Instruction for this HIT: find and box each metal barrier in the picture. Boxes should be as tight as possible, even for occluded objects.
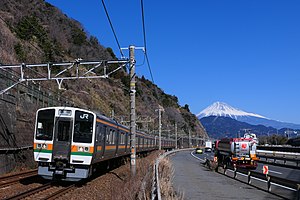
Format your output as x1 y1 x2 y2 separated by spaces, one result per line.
223 165 300 199
258 145 300 153
257 149 300 167
151 148 192 200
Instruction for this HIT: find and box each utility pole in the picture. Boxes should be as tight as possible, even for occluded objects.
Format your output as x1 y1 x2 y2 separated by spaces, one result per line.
156 106 164 150
129 45 136 176
189 129 191 148
181 131 184 148
175 123 177 149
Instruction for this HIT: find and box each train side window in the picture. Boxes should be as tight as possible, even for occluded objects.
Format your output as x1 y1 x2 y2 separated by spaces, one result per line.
97 125 105 142
106 129 110 144
120 132 125 145
109 129 115 144
102 126 107 142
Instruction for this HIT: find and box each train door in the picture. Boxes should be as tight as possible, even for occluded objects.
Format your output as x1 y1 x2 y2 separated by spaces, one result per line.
115 130 119 156
52 118 72 162
101 126 107 157
96 125 107 158
125 133 130 153
95 124 105 160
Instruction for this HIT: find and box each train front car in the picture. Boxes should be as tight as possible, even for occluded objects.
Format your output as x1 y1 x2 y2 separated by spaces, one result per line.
34 107 96 181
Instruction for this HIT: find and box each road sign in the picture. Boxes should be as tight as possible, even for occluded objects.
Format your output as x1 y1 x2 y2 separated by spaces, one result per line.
263 165 268 175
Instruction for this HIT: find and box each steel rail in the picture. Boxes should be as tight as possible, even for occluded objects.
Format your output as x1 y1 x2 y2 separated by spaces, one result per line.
5 182 53 200
0 169 38 187
42 184 76 200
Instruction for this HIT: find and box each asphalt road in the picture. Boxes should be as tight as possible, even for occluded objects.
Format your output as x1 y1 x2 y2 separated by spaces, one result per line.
170 150 295 200
196 150 300 182
255 162 300 183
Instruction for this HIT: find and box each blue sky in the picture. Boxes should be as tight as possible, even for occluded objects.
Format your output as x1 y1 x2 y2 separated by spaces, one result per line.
46 0 300 124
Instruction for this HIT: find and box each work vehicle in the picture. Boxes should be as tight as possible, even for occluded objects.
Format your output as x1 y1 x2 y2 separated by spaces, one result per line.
34 107 175 181
205 141 212 152
215 133 259 169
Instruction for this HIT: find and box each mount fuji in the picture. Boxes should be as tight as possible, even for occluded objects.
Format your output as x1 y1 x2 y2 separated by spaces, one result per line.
197 102 300 130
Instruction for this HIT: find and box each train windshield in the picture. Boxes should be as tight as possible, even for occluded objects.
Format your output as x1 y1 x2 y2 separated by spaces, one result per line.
73 111 94 143
36 109 55 141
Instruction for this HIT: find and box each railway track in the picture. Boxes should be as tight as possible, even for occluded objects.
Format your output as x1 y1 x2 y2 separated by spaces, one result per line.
4 181 76 200
0 169 38 188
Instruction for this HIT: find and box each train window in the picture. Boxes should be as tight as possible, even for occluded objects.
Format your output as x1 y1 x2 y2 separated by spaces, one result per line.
109 129 115 144
73 111 94 143
97 125 106 143
120 132 125 144
106 130 110 144
36 109 55 141
56 120 71 141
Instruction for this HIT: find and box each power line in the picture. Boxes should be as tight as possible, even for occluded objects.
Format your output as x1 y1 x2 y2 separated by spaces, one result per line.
140 0 147 51
101 0 124 58
140 0 155 84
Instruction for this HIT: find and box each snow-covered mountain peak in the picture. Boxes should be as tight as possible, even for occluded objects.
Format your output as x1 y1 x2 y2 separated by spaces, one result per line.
197 102 267 119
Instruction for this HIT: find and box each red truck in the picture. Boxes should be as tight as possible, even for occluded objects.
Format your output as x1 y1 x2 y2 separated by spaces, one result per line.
215 133 259 169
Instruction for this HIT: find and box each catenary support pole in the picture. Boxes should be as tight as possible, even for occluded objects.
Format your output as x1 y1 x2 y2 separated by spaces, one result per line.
175 123 178 149
158 106 163 150
129 45 136 176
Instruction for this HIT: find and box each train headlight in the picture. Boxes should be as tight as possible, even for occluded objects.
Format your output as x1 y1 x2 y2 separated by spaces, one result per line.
37 144 42 148
42 144 47 149
84 147 89 152
78 147 84 152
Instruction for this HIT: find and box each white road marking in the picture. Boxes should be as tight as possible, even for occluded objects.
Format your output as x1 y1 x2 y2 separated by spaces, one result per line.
268 170 282 175
190 151 206 162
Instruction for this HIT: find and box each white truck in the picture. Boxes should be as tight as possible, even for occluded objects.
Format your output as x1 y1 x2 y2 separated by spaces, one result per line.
205 141 212 152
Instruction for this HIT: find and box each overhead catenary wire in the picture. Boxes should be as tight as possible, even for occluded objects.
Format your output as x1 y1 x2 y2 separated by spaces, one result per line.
140 0 147 51
140 0 155 85
101 0 124 58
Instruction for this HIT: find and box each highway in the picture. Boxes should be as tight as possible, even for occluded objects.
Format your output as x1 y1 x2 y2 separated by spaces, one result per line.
170 150 297 200
197 149 300 183
255 162 300 183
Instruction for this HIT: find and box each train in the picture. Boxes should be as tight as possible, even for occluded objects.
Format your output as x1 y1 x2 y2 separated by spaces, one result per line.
215 133 259 169
33 106 175 181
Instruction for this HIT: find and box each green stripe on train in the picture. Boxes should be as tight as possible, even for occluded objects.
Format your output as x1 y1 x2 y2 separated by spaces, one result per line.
34 149 52 153
71 152 93 156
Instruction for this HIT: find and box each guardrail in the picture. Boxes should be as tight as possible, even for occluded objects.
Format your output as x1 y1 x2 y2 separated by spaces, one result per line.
151 148 191 200
222 165 300 199
257 149 300 168
258 145 300 153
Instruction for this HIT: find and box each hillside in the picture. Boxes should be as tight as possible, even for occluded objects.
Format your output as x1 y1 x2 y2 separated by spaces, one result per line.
0 0 207 174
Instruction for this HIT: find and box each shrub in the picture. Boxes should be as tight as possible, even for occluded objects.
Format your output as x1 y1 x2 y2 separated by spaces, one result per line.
71 27 87 45
14 43 26 62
